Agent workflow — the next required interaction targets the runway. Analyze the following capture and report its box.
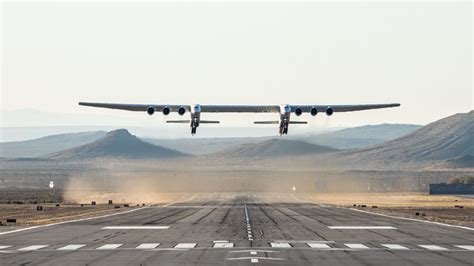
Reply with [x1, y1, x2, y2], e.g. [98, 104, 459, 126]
[0, 193, 473, 265]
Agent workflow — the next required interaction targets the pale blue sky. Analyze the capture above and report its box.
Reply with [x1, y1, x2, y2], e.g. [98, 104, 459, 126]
[1, 1, 472, 128]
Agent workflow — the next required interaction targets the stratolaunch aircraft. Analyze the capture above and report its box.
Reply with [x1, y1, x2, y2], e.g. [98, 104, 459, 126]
[79, 102, 400, 135]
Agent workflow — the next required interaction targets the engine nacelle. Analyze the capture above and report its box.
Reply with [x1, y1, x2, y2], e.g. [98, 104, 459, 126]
[294, 107, 302, 116]
[310, 107, 318, 116]
[162, 106, 170, 115]
[147, 106, 155, 115]
[325, 107, 333, 116]
[178, 106, 186, 116]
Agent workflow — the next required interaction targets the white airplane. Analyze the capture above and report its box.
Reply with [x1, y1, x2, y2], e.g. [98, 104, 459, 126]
[79, 102, 400, 135]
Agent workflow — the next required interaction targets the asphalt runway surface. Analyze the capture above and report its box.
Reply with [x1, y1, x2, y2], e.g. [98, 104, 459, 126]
[0, 193, 473, 265]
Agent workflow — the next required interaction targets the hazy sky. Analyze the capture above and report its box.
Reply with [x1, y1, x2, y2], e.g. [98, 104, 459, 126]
[1, 1, 473, 128]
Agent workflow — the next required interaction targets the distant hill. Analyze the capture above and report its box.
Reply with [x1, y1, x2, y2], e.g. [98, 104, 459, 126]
[0, 131, 106, 158]
[44, 129, 187, 160]
[341, 111, 474, 167]
[428, 155, 474, 170]
[212, 139, 338, 159]
[307, 124, 421, 150]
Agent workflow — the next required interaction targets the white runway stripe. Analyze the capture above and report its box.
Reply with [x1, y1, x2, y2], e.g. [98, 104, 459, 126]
[270, 242, 292, 248]
[455, 245, 474, 251]
[381, 244, 409, 250]
[418, 245, 448, 251]
[57, 244, 86, 251]
[213, 242, 234, 248]
[102, 226, 170, 230]
[18, 245, 49, 251]
[329, 226, 396, 230]
[174, 243, 197, 249]
[135, 243, 160, 249]
[344, 243, 370, 249]
[307, 243, 331, 249]
[96, 244, 123, 250]
[0, 246, 11, 250]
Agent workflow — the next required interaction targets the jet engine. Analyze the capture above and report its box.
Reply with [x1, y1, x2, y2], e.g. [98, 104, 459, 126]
[178, 106, 186, 116]
[325, 107, 333, 116]
[162, 106, 170, 115]
[310, 107, 318, 116]
[294, 107, 303, 116]
[146, 106, 155, 115]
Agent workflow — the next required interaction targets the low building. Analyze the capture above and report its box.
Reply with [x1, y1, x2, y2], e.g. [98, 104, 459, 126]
[429, 183, 474, 195]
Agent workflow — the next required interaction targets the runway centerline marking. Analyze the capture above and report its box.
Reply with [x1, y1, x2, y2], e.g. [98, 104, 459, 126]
[328, 226, 397, 230]
[244, 203, 253, 241]
[18, 245, 49, 251]
[57, 244, 86, 251]
[102, 226, 170, 230]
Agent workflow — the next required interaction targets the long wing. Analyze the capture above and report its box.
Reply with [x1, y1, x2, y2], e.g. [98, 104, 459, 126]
[297, 103, 400, 113]
[78, 102, 280, 113]
[78, 102, 190, 112]
[79, 102, 400, 113]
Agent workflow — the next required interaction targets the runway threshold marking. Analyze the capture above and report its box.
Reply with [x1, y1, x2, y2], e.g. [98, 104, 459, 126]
[102, 226, 170, 230]
[381, 244, 409, 250]
[174, 243, 197, 249]
[136, 243, 160, 249]
[455, 245, 474, 251]
[57, 244, 86, 251]
[96, 244, 123, 250]
[270, 242, 292, 248]
[344, 244, 370, 249]
[307, 243, 331, 249]
[418, 245, 448, 251]
[328, 226, 397, 230]
[18, 245, 49, 251]
[213, 242, 234, 248]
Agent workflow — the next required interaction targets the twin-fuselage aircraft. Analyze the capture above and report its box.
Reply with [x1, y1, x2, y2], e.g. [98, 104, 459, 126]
[79, 102, 400, 135]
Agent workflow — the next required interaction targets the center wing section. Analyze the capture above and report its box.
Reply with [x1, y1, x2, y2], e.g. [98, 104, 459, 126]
[200, 105, 280, 113]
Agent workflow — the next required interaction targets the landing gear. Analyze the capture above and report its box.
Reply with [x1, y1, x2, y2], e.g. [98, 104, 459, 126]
[190, 118, 199, 135]
[279, 118, 289, 135]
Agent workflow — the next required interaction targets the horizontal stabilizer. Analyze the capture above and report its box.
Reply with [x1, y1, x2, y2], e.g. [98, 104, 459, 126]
[200, 120, 220, 124]
[166, 120, 190, 123]
[254, 121, 279, 124]
[289, 121, 307, 124]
